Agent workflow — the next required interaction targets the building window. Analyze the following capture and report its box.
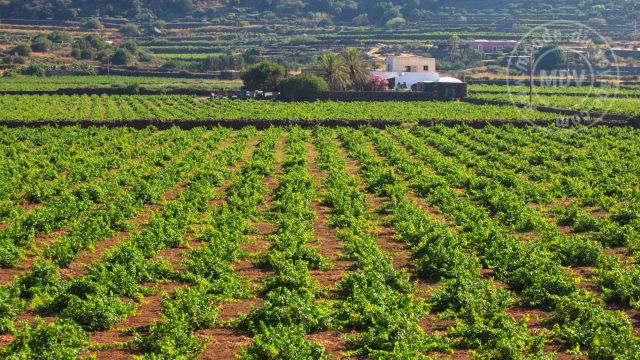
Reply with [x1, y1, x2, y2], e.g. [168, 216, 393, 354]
[404, 65, 411, 72]
[423, 65, 429, 71]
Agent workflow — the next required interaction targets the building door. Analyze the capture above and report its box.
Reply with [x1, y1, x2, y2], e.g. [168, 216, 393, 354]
[445, 88, 455, 100]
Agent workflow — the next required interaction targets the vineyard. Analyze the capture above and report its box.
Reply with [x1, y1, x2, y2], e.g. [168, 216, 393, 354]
[0, 77, 242, 92]
[1, 124, 640, 359]
[0, 95, 558, 122]
[470, 92, 640, 117]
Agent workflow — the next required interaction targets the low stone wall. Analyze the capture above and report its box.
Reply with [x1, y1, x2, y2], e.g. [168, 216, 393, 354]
[463, 97, 632, 122]
[298, 91, 435, 102]
[96, 68, 239, 80]
[0, 88, 214, 96]
[467, 79, 616, 87]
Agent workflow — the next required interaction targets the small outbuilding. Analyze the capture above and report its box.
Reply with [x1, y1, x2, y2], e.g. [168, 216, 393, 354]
[412, 77, 468, 100]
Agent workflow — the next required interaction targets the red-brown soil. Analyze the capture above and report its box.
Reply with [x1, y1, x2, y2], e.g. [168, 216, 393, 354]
[197, 133, 286, 360]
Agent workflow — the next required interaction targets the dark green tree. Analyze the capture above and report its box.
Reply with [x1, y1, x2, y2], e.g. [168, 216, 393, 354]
[279, 73, 329, 101]
[535, 44, 566, 71]
[47, 31, 73, 44]
[10, 44, 32, 57]
[31, 36, 52, 52]
[83, 18, 103, 30]
[111, 49, 133, 66]
[240, 61, 285, 91]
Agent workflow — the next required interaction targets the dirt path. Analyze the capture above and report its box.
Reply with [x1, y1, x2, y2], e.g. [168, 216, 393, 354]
[0, 132, 211, 286]
[303, 138, 355, 358]
[89, 135, 258, 359]
[197, 132, 286, 360]
[306, 141, 354, 289]
[63, 134, 242, 280]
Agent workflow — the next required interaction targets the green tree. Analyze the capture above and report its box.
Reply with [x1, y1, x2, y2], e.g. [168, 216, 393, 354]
[31, 36, 52, 52]
[83, 18, 103, 30]
[279, 73, 329, 101]
[152, 20, 167, 30]
[22, 64, 47, 76]
[10, 44, 32, 57]
[111, 49, 133, 65]
[47, 31, 73, 44]
[97, 49, 114, 63]
[119, 24, 141, 37]
[385, 17, 406, 28]
[79, 34, 107, 50]
[317, 52, 350, 91]
[80, 48, 96, 60]
[240, 61, 285, 91]
[535, 44, 566, 71]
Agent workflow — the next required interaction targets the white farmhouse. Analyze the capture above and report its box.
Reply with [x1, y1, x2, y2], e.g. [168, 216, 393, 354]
[372, 55, 440, 90]
[385, 55, 436, 72]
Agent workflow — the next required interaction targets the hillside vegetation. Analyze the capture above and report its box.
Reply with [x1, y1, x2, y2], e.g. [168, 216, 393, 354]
[1, 0, 638, 24]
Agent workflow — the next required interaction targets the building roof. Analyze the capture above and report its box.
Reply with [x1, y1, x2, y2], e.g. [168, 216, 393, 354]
[372, 71, 440, 82]
[436, 77, 463, 83]
[471, 39, 518, 43]
[385, 55, 435, 61]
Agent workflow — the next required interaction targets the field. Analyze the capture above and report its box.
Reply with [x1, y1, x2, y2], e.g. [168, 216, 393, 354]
[469, 85, 640, 96]
[0, 95, 558, 122]
[0, 76, 242, 92]
[470, 92, 640, 117]
[1, 124, 640, 359]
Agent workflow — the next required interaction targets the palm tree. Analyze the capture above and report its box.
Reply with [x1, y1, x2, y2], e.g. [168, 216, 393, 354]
[318, 52, 350, 91]
[341, 48, 370, 91]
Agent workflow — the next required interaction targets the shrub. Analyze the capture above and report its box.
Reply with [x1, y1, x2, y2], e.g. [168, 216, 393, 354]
[364, 76, 390, 92]
[83, 18, 103, 30]
[119, 23, 141, 37]
[384, 17, 406, 28]
[551, 296, 640, 359]
[80, 48, 96, 60]
[112, 49, 134, 66]
[59, 292, 133, 331]
[278, 73, 328, 101]
[9, 44, 32, 57]
[1, 319, 89, 359]
[135, 319, 206, 358]
[240, 323, 328, 360]
[22, 64, 47, 77]
[31, 37, 52, 52]
[47, 31, 73, 44]
[0, 285, 21, 333]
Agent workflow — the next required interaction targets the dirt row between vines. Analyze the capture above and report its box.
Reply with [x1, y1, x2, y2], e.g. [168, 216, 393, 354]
[376, 129, 591, 359]
[0, 127, 143, 218]
[0, 131, 204, 286]
[394, 127, 640, 329]
[65, 133, 241, 280]
[304, 138, 355, 358]
[195, 133, 286, 360]
[88, 134, 260, 360]
[0, 132, 230, 350]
